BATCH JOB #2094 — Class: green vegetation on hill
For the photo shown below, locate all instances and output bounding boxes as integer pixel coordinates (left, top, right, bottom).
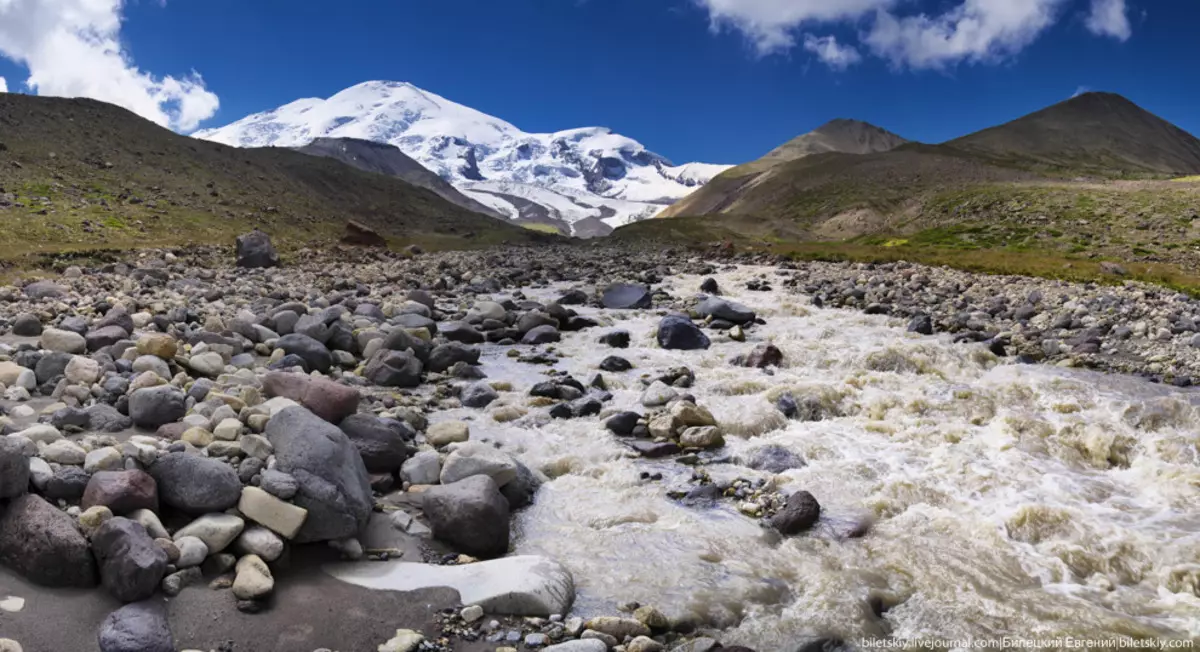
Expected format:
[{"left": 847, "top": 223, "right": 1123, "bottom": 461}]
[{"left": 0, "top": 94, "right": 547, "bottom": 258}]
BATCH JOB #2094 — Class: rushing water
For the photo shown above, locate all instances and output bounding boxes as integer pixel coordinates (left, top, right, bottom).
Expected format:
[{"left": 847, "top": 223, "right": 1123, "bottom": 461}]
[{"left": 417, "top": 266, "right": 1200, "bottom": 648}]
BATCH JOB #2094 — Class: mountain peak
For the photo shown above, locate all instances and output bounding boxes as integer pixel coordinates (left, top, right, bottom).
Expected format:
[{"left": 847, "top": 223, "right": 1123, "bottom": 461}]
[
  {"left": 758, "top": 119, "right": 908, "bottom": 166},
  {"left": 950, "top": 91, "right": 1200, "bottom": 175},
  {"left": 193, "top": 80, "right": 731, "bottom": 236}
]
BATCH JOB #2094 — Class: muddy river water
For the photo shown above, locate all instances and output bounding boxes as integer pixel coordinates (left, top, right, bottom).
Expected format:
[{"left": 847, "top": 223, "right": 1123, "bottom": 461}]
[{"left": 407, "top": 265, "right": 1200, "bottom": 648}]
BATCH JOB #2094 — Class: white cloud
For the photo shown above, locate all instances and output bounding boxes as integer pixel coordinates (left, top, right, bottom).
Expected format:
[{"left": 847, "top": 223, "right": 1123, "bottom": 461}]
[
  {"left": 0, "top": 0, "right": 218, "bottom": 132},
  {"left": 694, "top": 0, "right": 1129, "bottom": 69},
  {"left": 0, "top": 76, "right": 7, "bottom": 93},
  {"left": 864, "top": 0, "right": 1068, "bottom": 70},
  {"left": 1085, "top": 0, "right": 1131, "bottom": 40},
  {"left": 694, "top": 0, "right": 895, "bottom": 55},
  {"left": 803, "top": 34, "right": 863, "bottom": 71},
  {"left": 1072, "top": 85, "right": 1090, "bottom": 97}
]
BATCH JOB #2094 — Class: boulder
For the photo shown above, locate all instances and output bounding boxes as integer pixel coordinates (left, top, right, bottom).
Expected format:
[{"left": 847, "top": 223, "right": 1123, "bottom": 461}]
[
  {"left": 522, "top": 325, "right": 561, "bottom": 345},
  {"left": 441, "top": 322, "right": 485, "bottom": 344},
  {"left": 742, "top": 445, "right": 806, "bottom": 473},
  {"left": 149, "top": 453, "right": 241, "bottom": 515},
  {"left": 422, "top": 475, "right": 510, "bottom": 558},
  {"left": 426, "top": 421, "right": 469, "bottom": 447},
  {"left": 461, "top": 382, "right": 499, "bottom": 408},
  {"left": 97, "top": 600, "right": 174, "bottom": 652},
  {"left": 427, "top": 343, "right": 479, "bottom": 373},
  {"left": 0, "top": 437, "right": 28, "bottom": 499},
  {"left": 741, "top": 343, "right": 783, "bottom": 368},
  {"left": 770, "top": 490, "right": 821, "bottom": 534},
  {"left": 266, "top": 406, "right": 373, "bottom": 543},
  {"left": 604, "top": 411, "right": 641, "bottom": 436},
  {"left": 400, "top": 451, "right": 441, "bottom": 486},
  {"left": 128, "top": 386, "right": 186, "bottom": 429},
  {"left": 327, "top": 555, "right": 574, "bottom": 616},
  {"left": 440, "top": 441, "right": 518, "bottom": 486},
  {"left": 12, "top": 313, "right": 43, "bottom": 336},
  {"left": 364, "top": 349, "right": 423, "bottom": 388},
  {"left": 0, "top": 494, "right": 97, "bottom": 588},
  {"left": 696, "top": 297, "right": 755, "bottom": 324},
  {"left": 235, "top": 230, "right": 279, "bottom": 268},
  {"left": 91, "top": 518, "right": 168, "bottom": 603},
  {"left": 86, "top": 325, "right": 130, "bottom": 352},
  {"left": 340, "top": 414, "right": 414, "bottom": 473},
  {"left": 261, "top": 371, "right": 359, "bottom": 423},
  {"left": 601, "top": 283, "right": 651, "bottom": 310},
  {"left": 81, "top": 470, "right": 159, "bottom": 514},
  {"left": 276, "top": 333, "right": 332, "bottom": 373},
  {"left": 41, "top": 328, "right": 87, "bottom": 354},
  {"left": 342, "top": 219, "right": 387, "bottom": 247},
  {"left": 23, "top": 279, "right": 65, "bottom": 299},
  {"left": 907, "top": 314, "right": 934, "bottom": 336},
  {"left": 44, "top": 466, "right": 91, "bottom": 501},
  {"left": 657, "top": 315, "right": 710, "bottom": 350}
]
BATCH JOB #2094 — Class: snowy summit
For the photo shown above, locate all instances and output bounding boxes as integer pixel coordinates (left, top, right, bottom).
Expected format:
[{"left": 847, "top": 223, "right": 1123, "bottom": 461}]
[{"left": 193, "top": 81, "right": 731, "bottom": 236}]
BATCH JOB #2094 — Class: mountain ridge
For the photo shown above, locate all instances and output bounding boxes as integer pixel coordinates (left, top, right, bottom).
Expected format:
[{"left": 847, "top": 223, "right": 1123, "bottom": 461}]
[{"left": 194, "top": 81, "right": 732, "bottom": 236}]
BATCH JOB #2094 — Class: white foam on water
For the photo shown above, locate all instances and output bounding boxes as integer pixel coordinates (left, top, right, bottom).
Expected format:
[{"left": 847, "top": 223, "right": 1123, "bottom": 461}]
[{"left": 379, "top": 265, "right": 1200, "bottom": 647}]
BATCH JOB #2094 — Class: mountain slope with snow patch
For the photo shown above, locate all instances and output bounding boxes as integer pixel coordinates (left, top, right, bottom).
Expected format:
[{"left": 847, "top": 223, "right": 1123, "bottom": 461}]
[{"left": 193, "top": 81, "right": 731, "bottom": 236}]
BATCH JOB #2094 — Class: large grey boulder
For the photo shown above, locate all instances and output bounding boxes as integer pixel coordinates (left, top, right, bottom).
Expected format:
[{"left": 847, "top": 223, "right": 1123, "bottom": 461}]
[
  {"left": 695, "top": 297, "right": 756, "bottom": 324},
  {"left": 657, "top": 315, "right": 710, "bottom": 351},
  {"left": 261, "top": 371, "right": 359, "bottom": 423},
  {"left": 427, "top": 343, "right": 479, "bottom": 373},
  {"left": 602, "top": 283, "right": 651, "bottom": 310},
  {"left": 326, "top": 555, "right": 574, "bottom": 616},
  {"left": 98, "top": 600, "right": 174, "bottom": 652},
  {"left": 235, "top": 230, "right": 279, "bottom": 268},
  {"left": 0, "top": 494, "right": 97, "bottom": 588},
  {"left": 276, "top": 333, "right": 332, "bottom": 373},
  {"left": 0, "top": 437, "right": 29, "bottom": 499},
  {"left": 92, "top": 517, "right": 168, "bottom": 602},
  {"left": 363, "top": 349, "right": 423, "bottom": 387},
  {"left": 422, "top": 475, "right": 510, "bottom": 559},
  {"left": 266, "top": 406, "right": 372, "bottom": 543},
  {"left": 149, "top": 453, "right": 241, "bottom": 515},
  {"left": 128, "top": 386, "right": 186, "bottom": 429},
  {"left": 339, "top": 413, "right": 414, "bottom": 473}
]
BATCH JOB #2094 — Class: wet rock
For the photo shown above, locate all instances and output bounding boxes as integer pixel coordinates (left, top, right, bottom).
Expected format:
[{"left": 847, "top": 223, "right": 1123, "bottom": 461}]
[
  {"left": 97, "top": 600, "right": 174, "bottom": 652},
  {"left": 128, "top": 386, "right": 186, "bottom": 429},
  {"left": 235, "top": 230, "right": 279, "bottom": 268},
  {"left": 92, "top": 517, "right": 169, "bottom": 602},
  {"left": 461, "top": 382, "right": 499, "bottom": 408},
  {"left": 679, "top": 426, "right": 724, "bottom": 449},
  {"left": 740, "top": 343, "right": 783, "bottom": 368},
  {"left": 602, "top": 283, "right": 652, "bottom": 310},
  {"left": 640, "top": 381, "right": 678, "bottom": 407},
  {"left": 599, "top": 330, "right": 631, "bottom": 348},
  {"left": 605, "top": 411, "right": 641, "bottom": 436},
  {"left": 427, "top": 421, "right": 470, "bottom": 447},
  {"left": 599, "top": 356, "right": 632, "bottom": 372},
  {"left": 427, "top": 342, "right": 480, "bottom": 373},
  {"left": 700, "top": 278, "right": 719, "bottom": 294},
  {"left": 150, "top": 453, "right": 241, "bottom": 515},
  {"left": 328, "top": 555, "right": 574, "bottom": 616},
  {"left": 499, "top": 458, "right": 543, "bottom": 510},
  {"left": 339, "top": 413, "right": 414, "bottom": 473},
  {"left": 422, "top": 475, "right": 510, "bottom": 558},
  {"left": 266, "top": 406, "right": 373, "bottom": 543},
  {"left": 907, "top": 314, "right": 934, "bottom": 336},
  {"left": 82, "top": 470, "right": 159, "bottom": 515},
  {"left": 743, "top": 445, "right": 806, "bottom": 473},
  {"left": 522, "top": 325, "right": 561, "bottom": 345},
  {"left": 770, "top": 490, "right": 821, "bottom": 534},
  {"left": 442, "top": 322, "right": 485, "bottom": 344},
  {"left": 657, "top": 315, "right": 710, "bottom": 350},
  {"left": 696, "top": 297, "right": 755, "bottom": 324},
  {"left": 584, "top": 616, "right": 651, "bottom": 640},
  {"left": 0, "top": 494, "right": 97, "bottom": 588},
  {"left": 401, "top": 451, "right": 442, "bottom": 486},
  {"left": 12, "top": 313, "right": 42, "bottom": 336},
  {"left": 440, "top": 441, "right": 518, "bottom": 486},
  {"left": 626, "top": 440, "right": 680, "bottom": 458}
]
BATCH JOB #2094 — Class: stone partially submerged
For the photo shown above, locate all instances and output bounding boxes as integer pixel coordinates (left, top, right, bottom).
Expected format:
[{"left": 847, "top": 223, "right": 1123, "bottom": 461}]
[{"left": 325, "top": 555, "right": 574, "bottom": 616}]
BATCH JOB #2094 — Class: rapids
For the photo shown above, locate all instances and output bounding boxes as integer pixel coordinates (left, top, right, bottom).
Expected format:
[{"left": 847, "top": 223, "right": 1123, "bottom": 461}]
[{"left": 360, "top": 265, "right": 1200, "bottom": 648}]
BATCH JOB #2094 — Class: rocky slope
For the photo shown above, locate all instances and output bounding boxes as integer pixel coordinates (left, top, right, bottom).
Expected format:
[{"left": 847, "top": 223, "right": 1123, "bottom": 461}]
[{"left": 194, "top": 81, "right": 732, "bottom": 236}]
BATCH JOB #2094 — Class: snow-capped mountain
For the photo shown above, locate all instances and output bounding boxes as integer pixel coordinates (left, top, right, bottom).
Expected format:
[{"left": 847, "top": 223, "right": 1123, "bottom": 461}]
[{"left": 193, "top": 81, "right": 731, "bottom": 236}]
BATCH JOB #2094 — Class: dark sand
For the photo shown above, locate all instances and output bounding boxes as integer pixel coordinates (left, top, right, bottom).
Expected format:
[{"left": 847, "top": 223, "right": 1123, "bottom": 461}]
[{"left": 0, "top": 546, "right": 493, "bottom": 652}]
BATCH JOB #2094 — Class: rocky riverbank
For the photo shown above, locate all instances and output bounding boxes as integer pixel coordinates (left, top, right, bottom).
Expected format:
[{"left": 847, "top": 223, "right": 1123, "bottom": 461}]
[{"left": 1, "top": 239, "right": 1198, "bottom": 651}]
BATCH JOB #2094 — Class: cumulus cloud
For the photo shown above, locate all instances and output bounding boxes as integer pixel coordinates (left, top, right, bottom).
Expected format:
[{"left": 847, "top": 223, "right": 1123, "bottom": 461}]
[
  {"left": 1085, "top": 0, "right": 1131, "bottom": 40},
  {"left": 0, "top": 0, "right": 219, "bottom": 131},
  {"left": 864, "top": 0, "right": 1068, "bottom": 69},
  {"left": 803, "top": 34, "right": 863, "bottom": 71},
  {"left": 693, "top": 0, "right": 1130, "bottom": 69},
  {"left": 0, "top": 76, "right": 7, "bottom": 93},
  {"left": 695, "top": 0, "right": 895, "bottom": 55}
]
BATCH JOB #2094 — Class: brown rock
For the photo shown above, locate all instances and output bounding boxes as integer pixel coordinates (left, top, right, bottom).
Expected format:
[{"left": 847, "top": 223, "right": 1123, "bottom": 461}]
[
  {"left": 262, "top": 371, "right": 360, "bottom": 424},
  {"left": 82, "top": 470, "right": 159, "bottom": 514},
  {"left": 341, "top": 220, "right": 387, "bottom": 247}
]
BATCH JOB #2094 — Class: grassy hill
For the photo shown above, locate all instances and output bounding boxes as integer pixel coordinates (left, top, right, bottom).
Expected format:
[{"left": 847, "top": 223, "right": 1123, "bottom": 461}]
[
  {"left": 0, "top": 94, "right": 546, "bottom": 259},
  {"left": 643, "top": 93, "right": 1200, "bottom": 270}
]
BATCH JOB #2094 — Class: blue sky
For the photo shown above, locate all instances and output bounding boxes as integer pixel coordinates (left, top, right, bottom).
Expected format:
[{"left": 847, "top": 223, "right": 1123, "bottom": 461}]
[{"left": 0, "top": 0, "right": 1195, "bottom": 165}]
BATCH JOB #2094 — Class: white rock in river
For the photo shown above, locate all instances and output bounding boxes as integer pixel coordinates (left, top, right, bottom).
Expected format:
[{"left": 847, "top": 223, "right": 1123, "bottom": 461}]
[
  {"left": 41, "top": 328, "right": 86, "bottom": 354},
  {"left": 425, "top": 421, "right": 469, "bottom": 447},
  {"left": 439, "top": 441, "right": 518, "bottom": 487},
  {"left": 41, "top": 439, "right": 86, "bottom": 464},
  {"left": 83, "top": 447, "right": 123, "bottom": 473},
  {"left": 64, "top": 356, "right": 101, "bottom": 385},
  {"left": 16, "top": 424, "right": 62, "bottom": 444},
  {"left": 325, "top": 555, "right": 574, "bottom": 616},
  {"left": 640, "top": 381, "right": 678, "bottom": 407}
]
